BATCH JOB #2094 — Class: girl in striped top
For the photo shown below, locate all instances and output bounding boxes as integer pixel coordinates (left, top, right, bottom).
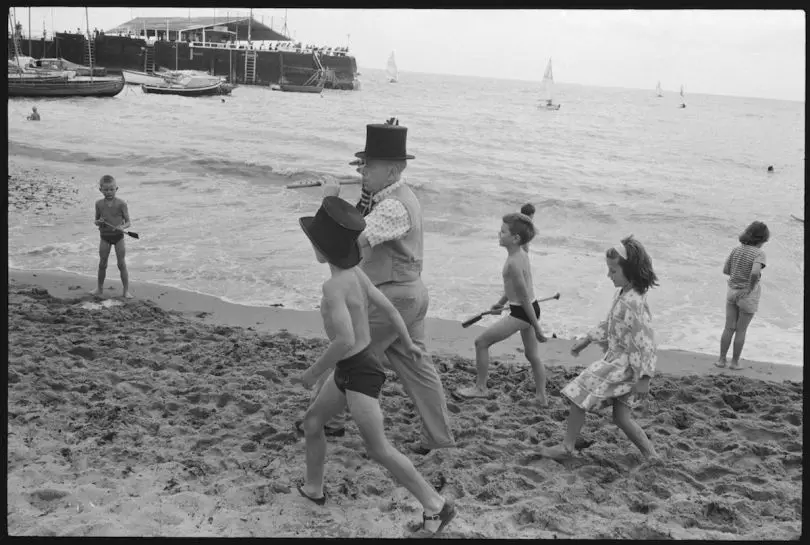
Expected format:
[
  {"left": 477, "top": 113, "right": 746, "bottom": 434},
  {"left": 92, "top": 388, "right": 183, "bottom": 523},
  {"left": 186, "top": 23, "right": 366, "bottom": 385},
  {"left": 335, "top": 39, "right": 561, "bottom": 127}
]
[{"left": 715, "top": 221, "right": 770, "bottom": 370}]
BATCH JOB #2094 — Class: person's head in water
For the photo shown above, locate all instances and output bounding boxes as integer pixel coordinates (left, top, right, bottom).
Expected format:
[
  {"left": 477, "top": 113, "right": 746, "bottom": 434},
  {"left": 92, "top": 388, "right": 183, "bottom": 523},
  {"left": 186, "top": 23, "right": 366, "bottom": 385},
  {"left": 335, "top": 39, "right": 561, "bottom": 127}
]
[{"left": 767, "top": 165, "right": 774, "bottom": 172}]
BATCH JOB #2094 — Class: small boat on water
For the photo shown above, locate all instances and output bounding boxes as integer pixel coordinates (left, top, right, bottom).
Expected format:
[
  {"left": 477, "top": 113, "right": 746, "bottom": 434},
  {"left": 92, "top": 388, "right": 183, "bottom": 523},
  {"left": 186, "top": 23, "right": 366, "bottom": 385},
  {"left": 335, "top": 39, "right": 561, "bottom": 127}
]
[
  {"left": 122, "top": 69, "right": 166, "bottom": 86},
  {"left": 656, "top": 80, "right": 664, "bottom": 97},
  {"left": 386, "top": 51, "right": 398, "bottom": 83},
  {"left": 539, "top": 58, "right": 561, "bottom": 110},
  {"left": 280, "top": 83, "right": 323, "bottom": 94},
  {"left": 679, "top": 85, "right": 687, "bottom": 108},
  {"left": 8, "top": 76, "right": 125, "bottom": 98},
  {"left": 141, "top": 80, "right": 231, "bottom": 97}
]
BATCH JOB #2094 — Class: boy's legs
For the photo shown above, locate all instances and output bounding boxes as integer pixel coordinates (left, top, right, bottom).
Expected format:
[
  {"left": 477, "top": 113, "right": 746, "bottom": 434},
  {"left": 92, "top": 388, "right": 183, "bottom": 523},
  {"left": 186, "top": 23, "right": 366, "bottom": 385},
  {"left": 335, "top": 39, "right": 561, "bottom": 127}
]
[
  {"left": 730, "top": 311, "right": 755, "bottom": 368},
  {"left": 520, "top": 327, "right": 548, "bottom": 406},
  {"left": 612, "top": 398, "right": 657, "bottom": 458},
  {"left": 457, "top": 315, "right": 524, "bottom": 398},
  {"left": 309, "top": 369, "right": 347, "bottom": 435},
  {"left": 301, "top": 371, "right": 348, "bottom": 499},
  {"left": 91, "top": 239, "right": 112, "bottom": 295},
  {"left": 346, "top": 389, "right": 445, "bottom": 516},
  {"left": 113, "top": 238, "right": 133, "bottom": 298},
  {"left": 716, "top": 300, "right": 738, "bottom": 367}
]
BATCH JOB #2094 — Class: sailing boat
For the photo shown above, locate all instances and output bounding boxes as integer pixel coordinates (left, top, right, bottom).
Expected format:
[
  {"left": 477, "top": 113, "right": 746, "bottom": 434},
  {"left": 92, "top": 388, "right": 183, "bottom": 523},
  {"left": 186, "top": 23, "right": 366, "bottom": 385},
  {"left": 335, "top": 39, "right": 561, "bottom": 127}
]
[
  {"left": 656, "top": 81, "right": 663, "bottom": 97},
  {"left": 679, "top": 84, "right": 686, "bottom": 108},
  {"left": 539, "top": 58, "right": 560, "bottom": 110},
  {"left": 386, "top": 51, "right": 398, "bottom": 83}
]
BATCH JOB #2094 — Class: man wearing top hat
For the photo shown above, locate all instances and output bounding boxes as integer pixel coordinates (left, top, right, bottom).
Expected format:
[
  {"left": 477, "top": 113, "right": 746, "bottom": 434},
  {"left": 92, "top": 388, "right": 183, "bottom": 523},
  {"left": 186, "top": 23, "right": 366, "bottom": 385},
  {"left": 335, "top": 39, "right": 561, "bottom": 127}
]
[{"left": 317, "top": 119, "right": 456, "bottom": 455}]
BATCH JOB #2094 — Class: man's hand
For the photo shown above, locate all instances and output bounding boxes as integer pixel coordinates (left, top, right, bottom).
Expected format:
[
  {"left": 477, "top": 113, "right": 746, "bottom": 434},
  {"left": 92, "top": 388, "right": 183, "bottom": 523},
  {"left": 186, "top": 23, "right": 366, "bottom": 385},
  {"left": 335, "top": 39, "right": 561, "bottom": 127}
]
[
  {"left": 405, "top": 341, "right": 422, "bottom": 360},
  {"left": 321, "top": 176, "right": 341, "bottom": 198}
]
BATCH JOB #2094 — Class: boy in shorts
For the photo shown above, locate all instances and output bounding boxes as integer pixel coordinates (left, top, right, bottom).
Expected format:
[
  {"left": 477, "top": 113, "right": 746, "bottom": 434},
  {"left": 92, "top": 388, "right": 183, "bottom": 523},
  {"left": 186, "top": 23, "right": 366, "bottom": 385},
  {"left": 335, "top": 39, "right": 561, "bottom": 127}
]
[
  {"left": 457, "top": 212, "right": 548, "bottom": 405},
  {"left": 91, "top": 175, "right": 133, "bottom": 298},
  {"left": 292, "top": 196, "right": 455, "bottom": 535}
]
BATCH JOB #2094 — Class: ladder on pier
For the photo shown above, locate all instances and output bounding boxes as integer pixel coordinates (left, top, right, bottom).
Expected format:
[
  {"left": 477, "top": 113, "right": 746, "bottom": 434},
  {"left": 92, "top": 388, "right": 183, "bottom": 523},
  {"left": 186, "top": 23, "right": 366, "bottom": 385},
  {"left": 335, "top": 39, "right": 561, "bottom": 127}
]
[
  {"left": 244, "top": 50, "right": 257, "bottom": 84},
  {"left": 83, "top": 37, "right": 95, "bottom": 67},
  {"left": 144, "top": 43, "right": 156, "bottom": 74}
]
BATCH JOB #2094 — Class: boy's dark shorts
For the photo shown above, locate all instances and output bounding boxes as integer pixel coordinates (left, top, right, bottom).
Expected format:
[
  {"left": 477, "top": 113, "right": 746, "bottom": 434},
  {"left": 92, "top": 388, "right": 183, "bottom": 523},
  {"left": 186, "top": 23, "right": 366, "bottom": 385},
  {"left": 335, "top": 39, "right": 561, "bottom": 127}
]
[
  {"left": 509, "top": 300, "right": 540, "bottom": 324},
  {"left": 334, "top": 345, "right": 386, "bottom": 399},
  {"left": 101, "top": 232, "right": 125, "bottom": 245}
]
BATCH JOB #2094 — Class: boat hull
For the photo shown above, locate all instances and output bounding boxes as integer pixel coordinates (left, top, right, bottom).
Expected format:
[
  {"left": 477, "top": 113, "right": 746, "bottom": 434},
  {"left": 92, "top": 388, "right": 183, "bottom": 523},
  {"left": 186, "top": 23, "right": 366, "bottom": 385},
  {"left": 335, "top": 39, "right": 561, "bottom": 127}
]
[
  {"left": 280, "top": 84, "right": 323, "bottom": 94},
  {"left": 141, "top": 82, "right": 228, "bottom": 96},
  {"left": 8, "top": 76, "right": 125, "bottom": 97},
  {"left": 122, "top": 69, "right": 166, "bottom": 86}
]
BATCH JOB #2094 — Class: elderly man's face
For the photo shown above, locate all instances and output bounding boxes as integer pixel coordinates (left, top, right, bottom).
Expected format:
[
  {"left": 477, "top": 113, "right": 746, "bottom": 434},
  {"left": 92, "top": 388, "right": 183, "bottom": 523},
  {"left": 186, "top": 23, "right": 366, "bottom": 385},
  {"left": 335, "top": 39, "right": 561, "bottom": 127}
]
[{"left": 358, "top": 159, "right": 395, "bottom": 193}]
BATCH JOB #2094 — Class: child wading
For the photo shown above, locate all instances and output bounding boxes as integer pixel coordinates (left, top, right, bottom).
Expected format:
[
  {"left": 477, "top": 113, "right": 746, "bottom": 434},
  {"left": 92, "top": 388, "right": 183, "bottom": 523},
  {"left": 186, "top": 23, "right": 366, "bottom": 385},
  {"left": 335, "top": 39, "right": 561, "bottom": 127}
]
[
  {"left": 542, "top": 236, "right": 659, "bottom": 460},
  {"left": 292, "top": 196, "right": 455, "bottom": 535},
  {"left": 91, "top": 175, "right": 133, "bottom": 298},
  {"left": 715, "top": 221, "right": 770, "bottom": 370},
  {"left": 456, "top": 212, "right": 548, "bottom": 405}
]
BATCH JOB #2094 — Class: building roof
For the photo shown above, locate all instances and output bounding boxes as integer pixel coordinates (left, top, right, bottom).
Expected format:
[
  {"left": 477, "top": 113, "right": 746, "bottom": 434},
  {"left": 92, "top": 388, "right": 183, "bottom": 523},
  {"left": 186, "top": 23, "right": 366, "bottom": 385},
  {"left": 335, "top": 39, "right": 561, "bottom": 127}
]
[{"left": 106, "top": 17, "right": 290, "bottom": 41}]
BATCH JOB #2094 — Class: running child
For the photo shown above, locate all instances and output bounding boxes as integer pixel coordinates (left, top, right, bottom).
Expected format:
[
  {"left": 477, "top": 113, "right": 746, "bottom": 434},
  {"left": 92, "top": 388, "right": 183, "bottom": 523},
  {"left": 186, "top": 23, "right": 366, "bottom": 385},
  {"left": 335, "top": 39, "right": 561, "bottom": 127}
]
[
  {"left": 456, "top": 212, "right": 548, "bottom": 405},
  {"left": 292, "top": 196, "right": 455, "bottom": 535},
  {"left": 715, "top": 221, "right": 770, "bottom": 370},
  {"left": 91, "top": 175, "right": 133, "bottom": 298},
  {"left": 541, "top": 236, "right": 659, "bottom": 460}
]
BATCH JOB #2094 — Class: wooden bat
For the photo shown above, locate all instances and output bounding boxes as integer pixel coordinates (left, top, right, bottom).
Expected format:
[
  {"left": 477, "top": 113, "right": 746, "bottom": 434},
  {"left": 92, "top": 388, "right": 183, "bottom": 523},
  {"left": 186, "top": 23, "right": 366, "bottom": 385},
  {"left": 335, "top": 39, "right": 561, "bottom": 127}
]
[
  {"left": 286, "top": 179, "right": 362, "bottom": 189},
  {"left": 461, "top": 292, "right": 561, "bottom": 328},
  {"left": 101, "top": 220, "right": 139, "bottom": 239}
]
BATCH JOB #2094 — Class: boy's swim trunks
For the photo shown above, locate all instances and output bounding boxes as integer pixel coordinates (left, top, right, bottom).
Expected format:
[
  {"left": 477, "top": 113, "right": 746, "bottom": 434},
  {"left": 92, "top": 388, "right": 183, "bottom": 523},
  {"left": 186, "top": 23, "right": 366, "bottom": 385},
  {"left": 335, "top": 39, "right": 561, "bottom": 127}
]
[
  {"left": 509, "top": 300, "right": 540, "bottom": 324},
  {"left": 101, "top": 232, "right": 125, "bottom": 245},
  {"left": 334, "top": 344, "right": 387, "bottom": 399}
]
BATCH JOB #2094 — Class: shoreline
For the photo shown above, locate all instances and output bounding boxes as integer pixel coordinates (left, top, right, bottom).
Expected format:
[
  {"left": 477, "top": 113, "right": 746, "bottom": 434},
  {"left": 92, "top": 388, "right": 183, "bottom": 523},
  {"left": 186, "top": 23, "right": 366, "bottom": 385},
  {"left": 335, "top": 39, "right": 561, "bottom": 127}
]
[{"left": 8, "top": 267, "right": 803, "bottom": 383}]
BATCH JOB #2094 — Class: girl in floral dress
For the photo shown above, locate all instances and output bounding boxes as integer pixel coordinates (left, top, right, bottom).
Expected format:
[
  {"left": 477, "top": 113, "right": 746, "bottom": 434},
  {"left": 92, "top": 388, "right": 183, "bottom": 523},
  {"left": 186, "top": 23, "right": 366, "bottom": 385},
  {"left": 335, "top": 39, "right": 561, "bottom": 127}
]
[{"left": 543, "top": 236, "right": 659, "bottom": 460}]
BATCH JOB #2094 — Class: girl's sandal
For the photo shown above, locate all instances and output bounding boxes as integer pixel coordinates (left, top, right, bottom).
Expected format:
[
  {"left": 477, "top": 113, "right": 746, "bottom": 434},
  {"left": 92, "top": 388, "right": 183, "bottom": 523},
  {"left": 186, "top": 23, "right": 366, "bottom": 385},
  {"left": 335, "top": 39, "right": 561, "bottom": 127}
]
[{"left": 421, "top": 498, "right": 456, "bottom": 535}]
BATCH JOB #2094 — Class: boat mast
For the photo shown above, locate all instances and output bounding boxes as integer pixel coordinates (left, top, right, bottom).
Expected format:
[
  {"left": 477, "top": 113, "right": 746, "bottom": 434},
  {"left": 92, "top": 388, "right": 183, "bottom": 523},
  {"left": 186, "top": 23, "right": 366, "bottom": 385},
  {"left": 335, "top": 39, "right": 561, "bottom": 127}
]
[
  {"left": 85, "top": 7, "right": 93, "bottom": 82},
  {"left": 8, "top": 9, "right": 23, "bottom": 77},
  {"left": 28, "top": 6, "right": 31, "bottom": 56},
  {"left": 248, "top": 8, "right": 252, "bottom": 43}
]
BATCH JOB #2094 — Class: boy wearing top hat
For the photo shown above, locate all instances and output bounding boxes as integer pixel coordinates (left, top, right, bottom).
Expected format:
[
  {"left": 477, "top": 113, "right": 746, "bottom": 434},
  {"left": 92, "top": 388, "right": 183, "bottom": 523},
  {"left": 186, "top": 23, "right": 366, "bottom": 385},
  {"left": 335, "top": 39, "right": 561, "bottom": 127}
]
[
  {"left": 293, "top": 196, "right": 455, "bottom": 535},
  {"left": 317, "top": 119, "right": 456, "bottom": 456}
]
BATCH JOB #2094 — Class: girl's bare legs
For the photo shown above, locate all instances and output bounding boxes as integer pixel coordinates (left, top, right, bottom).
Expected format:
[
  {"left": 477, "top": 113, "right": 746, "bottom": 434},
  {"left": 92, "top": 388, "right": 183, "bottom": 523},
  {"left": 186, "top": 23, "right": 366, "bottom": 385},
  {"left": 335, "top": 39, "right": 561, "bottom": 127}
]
[
  {"left": 730, "top": 311, "right": 755, "bottom": 369},
  {"left": 717, "top": 301, "right": 738, "bottom": 367},
  {"left": 612, "top": 399, "right": 657, "bottom": 458},
  {"left": 543, "top": 403, "right": 587, "bottom": 459},
  {"left": 300, "top": 372, "right": 348, "bottom": 498},
  {"left": 346, "top": 390, "right": 445, "bottom": 515}
]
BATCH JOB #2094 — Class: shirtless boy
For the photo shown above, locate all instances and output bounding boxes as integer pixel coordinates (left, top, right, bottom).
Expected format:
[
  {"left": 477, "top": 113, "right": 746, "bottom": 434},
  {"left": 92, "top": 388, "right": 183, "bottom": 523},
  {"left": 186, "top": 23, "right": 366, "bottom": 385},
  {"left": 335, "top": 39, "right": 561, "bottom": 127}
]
[
  {"left": 457, "top": 212, "right": 548, "bottom": 405},
  {"left": 91, "top": 175, "right": 133, "bottom": 298},
  {"left": 293, "top": 196, "right": 455, "bottom": 535}
]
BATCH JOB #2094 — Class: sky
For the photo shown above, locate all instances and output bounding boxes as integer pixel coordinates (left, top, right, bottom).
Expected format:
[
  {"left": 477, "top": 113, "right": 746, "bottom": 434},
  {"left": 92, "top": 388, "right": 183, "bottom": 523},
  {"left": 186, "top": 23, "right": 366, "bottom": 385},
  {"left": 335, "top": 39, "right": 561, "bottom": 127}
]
[{"left": 8, "top": 8, "right": 806, "bottom": 101}]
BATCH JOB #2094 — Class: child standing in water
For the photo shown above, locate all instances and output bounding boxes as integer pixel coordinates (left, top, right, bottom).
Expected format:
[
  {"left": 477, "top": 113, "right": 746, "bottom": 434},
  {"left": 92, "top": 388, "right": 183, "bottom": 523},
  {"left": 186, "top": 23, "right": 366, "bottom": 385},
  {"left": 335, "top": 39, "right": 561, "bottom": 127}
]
[
  {"left": 542, "top": 236, "right": 659, "bottom": 460},
  {"left": 715, "top": 221, "right": 770, "bottom": 370},
  {"left": 456, "top": 212, "right": 548, "bottom": 405},
  {"left": 293, "top": 196, "right": 455, "bottom": 535},
  {"left": 91, "top": 175, "right": 133, "bottom": 298}
]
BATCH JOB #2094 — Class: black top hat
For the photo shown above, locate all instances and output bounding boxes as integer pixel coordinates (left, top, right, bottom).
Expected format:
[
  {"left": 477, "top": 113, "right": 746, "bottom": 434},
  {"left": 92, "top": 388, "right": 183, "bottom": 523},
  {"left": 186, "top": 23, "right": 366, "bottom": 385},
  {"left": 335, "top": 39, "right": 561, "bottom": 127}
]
[
  {"left": 352, "top": 122, "right": 416, "bottom": 164},
  {"left": 299, "top": 196, "right": 366, "bottom": 269}
]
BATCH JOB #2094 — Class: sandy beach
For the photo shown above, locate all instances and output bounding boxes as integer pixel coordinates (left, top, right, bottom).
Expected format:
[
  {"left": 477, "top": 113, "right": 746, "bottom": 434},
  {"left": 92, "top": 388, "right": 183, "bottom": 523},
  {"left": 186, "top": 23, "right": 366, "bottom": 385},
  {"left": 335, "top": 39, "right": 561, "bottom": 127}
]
[{"left": 7, "top": 268, "right": 803, "bottom": 538}]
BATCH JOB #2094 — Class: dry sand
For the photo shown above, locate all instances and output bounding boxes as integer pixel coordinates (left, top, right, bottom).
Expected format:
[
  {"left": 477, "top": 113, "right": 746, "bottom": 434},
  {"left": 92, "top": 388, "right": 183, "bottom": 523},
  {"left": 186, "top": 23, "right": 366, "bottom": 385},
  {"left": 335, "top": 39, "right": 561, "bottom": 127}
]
[{"left": 7, "top": 268, "right": 803, "bottom": 538}]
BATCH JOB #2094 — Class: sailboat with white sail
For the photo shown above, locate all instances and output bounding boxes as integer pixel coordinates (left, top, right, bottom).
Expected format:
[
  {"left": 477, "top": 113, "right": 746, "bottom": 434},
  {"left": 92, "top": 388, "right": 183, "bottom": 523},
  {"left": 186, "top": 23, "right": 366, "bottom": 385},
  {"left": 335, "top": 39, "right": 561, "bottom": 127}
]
[
  {"left": 656, "top": 81, "right": 663, "bottom": 97},
  {"left": 539, "top": 58, "right": 561, "bottom": 110},
  {"left": 386, "top": 51, "right": 398, "bottom": 83},
  {"left": 679, "top": 84, "right": 686, "bottom": 108}
]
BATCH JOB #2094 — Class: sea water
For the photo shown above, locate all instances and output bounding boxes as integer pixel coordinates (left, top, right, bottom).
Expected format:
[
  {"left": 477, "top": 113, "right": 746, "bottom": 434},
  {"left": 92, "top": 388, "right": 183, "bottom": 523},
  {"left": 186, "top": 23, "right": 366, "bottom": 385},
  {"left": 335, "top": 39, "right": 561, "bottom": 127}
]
[{"left": 8, "top": 68, "right": 805, "bottom": 366}]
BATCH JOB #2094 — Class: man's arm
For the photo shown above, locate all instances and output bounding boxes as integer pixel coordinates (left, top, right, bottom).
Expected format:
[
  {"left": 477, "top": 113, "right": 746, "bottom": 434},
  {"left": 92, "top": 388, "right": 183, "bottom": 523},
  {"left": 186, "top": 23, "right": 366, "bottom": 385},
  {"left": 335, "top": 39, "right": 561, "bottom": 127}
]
[
  {"left": 305, "top": 285, "right": 356, "bottom": 379},
  {"left": 357, "top": 199, "right": 410, "bottom": 248}
]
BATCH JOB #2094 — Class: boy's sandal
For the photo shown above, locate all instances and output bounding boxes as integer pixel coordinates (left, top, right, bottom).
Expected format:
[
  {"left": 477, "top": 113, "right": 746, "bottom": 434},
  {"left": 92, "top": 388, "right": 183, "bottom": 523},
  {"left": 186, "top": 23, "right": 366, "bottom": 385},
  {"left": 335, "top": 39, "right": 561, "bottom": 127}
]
[{"left": 421, "top": 498, "right": 456, "bottom": 535}]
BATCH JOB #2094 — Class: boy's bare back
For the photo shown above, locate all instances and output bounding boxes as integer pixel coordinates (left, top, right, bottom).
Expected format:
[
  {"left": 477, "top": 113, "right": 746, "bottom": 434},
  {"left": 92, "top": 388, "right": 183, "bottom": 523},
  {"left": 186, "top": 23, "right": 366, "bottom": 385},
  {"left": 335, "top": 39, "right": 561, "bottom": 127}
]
[
  {"left": 320, "top": 268, "right": 373, "bottom": 357},
  {"left": 502, "top": 251, "right": 535, "bottom": 303}
]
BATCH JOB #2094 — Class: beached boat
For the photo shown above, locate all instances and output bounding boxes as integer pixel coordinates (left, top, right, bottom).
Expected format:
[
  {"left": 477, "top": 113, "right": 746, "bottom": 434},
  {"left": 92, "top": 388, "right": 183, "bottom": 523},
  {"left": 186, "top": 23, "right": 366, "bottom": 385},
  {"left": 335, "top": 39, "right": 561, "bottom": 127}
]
[
  {"left": 8, "top": 76, "right": 125, "bottom": 97},
  {"left": 386, "top": 51, "right": 398, "bottom": 83},
  {"left": 656, "top": 81, "right": 664, "bottom": 97},
  {"left": 141, "top": 81, "right": 229, "bottom": 96},
  {"left": 539, "top": 58, "right": 561, "bottom": 110}
]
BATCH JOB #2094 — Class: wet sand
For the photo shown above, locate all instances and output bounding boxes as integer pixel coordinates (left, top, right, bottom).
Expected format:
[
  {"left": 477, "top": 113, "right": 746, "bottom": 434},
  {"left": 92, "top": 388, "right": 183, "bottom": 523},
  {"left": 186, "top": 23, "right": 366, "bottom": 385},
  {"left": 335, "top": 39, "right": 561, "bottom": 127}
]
[{"left": 7, "top": 269, "right": 803, "bottom": 538}]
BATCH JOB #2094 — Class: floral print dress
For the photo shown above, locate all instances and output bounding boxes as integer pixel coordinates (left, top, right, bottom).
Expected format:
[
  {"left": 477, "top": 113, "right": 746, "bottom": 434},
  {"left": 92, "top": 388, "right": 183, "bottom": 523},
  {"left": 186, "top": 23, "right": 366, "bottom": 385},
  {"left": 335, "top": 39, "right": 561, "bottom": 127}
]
[{"left": 561, "top": 288, "right": 657, "bottom": 413}]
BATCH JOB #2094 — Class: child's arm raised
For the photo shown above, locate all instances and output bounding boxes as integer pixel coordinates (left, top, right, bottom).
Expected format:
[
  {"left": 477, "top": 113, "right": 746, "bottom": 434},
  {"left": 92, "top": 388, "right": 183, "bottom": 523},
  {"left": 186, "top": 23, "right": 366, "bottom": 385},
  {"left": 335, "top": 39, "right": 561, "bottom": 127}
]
[
  {"left": 296, "top": 284, "right": 356, "bottom": 387},
  {"left": 359, "top": 269, "right": 421, "bottom": 358},
  {"left": 506, "top": 260, "right": 546, "bottom": 343}
]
